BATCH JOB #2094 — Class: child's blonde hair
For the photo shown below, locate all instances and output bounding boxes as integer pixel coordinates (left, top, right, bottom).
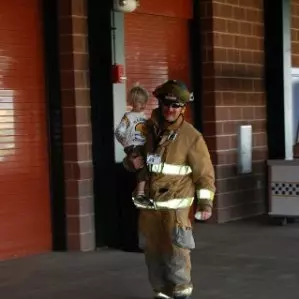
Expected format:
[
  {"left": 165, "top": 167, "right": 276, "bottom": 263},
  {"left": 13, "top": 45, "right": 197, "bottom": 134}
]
[{"left": 128, "top": 85, "right": 149, "bottom": 106}]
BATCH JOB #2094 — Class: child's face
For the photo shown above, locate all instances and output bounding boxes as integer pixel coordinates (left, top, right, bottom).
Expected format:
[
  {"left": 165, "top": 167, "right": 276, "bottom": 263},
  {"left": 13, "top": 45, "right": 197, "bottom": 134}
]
[{"left": 132, "top": 98, "right": 146, "bottom": 112}]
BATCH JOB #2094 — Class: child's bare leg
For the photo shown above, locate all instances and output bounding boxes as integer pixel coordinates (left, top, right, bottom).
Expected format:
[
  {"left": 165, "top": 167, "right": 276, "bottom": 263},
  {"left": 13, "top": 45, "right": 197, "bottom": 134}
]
[
  {"left": 136, "top": 180, "right": 146, "bottom": 196},
  {"left": 135, "top": 180, "right": 154, "bottom": 208}
]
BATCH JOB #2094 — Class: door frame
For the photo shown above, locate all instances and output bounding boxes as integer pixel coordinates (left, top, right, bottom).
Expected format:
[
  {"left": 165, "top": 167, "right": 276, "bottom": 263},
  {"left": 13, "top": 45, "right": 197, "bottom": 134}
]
[{"left": 42, "top": 0, "right": 66, "bottom": 251}]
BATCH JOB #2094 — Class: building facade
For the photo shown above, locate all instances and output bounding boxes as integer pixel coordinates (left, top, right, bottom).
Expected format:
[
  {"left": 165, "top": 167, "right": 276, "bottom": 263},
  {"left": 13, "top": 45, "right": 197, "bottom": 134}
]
[{"left": 0, "top": 0, "right": 297, "bottom": 260}]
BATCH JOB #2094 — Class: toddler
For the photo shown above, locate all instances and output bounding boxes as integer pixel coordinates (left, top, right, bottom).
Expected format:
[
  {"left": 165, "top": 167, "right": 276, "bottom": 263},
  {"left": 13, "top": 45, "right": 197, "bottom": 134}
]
[{"left": 115, "top": 85, "right": 149, "bottom": 202}]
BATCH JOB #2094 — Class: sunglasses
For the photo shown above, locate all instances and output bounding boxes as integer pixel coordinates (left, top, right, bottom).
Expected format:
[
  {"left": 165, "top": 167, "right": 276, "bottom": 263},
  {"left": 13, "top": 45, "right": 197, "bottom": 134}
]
[{"left": 162, "top": 100, "right": 185, "bottom": 109}]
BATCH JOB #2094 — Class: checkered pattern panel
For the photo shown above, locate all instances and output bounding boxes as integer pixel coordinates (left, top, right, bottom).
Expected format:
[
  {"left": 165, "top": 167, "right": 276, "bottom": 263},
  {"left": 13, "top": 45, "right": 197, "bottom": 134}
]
[{"left": 271, "top": 182, "right": 299, "bottom": 197}]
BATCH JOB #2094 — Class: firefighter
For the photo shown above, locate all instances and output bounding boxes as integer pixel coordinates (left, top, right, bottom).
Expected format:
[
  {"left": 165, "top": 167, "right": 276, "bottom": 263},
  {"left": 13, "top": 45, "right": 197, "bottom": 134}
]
[{"left": 127, "top": 80, "right": 216, "bottom": 299}]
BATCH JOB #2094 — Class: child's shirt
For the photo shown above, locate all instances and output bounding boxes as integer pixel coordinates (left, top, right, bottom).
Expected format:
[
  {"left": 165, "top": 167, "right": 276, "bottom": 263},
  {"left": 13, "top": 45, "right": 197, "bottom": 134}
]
[{"left": 115, "top": 111, "right": 148, "bottom": 148}]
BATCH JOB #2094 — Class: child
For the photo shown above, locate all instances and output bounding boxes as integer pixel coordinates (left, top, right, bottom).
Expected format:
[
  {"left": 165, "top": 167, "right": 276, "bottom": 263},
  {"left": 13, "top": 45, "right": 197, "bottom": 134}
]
[{"left": 115, "top": 85, "right": 149, "bottom": 202}]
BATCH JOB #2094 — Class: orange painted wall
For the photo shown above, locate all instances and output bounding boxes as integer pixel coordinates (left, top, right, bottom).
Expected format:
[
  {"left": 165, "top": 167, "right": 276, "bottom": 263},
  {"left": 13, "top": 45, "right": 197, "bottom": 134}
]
[
  {"left": 134, "top": 0, "right": 192, "bottom": 19},
  {"left": 0, "top": 0, "right": 51, "bottom": 260},
  {"left": 125, "top": 0, "right": 193, "bottom": 121}
]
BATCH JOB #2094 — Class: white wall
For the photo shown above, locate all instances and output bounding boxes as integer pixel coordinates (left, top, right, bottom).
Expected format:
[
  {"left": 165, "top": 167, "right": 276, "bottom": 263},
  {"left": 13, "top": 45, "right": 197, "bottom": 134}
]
[
  {"left": 111, "top": 12, "right": 127, "bottom": 163},
  {"left": 292, "top": 68, "right": 299, "bottom": 145}
]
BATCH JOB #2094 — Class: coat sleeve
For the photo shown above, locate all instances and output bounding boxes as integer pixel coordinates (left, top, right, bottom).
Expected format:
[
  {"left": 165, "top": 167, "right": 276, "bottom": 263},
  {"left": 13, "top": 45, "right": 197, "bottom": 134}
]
[
  {"left": 114, "top": 114, "right": 129, "bottom": 147},
  {"left": 187, "top": 134, "right": 216, "bottom": 207}
]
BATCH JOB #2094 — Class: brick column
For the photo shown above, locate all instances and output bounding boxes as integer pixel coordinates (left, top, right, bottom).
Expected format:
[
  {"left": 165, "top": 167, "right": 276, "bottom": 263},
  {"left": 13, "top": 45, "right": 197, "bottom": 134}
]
[
  {"left": 199, "top": 0, "right": 267, "bottom": 222},
  {"left": 292, "top": 0, "right": 299, "bottom": 66},
  {"left": 58, "top": 0, "right": 95, "bottom": 250}
]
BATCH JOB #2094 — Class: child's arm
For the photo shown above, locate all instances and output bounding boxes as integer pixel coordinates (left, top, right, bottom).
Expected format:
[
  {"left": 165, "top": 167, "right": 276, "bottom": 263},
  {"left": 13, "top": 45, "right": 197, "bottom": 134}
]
[{"left": 115, "top": 114, "right": 129, "bottom": 147}]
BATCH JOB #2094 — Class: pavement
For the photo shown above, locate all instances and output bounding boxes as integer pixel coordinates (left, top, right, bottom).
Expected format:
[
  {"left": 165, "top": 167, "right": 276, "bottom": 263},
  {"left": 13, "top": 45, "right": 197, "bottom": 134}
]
[{"left": 1, "top": 217, "right": 299, "bottom": 299}]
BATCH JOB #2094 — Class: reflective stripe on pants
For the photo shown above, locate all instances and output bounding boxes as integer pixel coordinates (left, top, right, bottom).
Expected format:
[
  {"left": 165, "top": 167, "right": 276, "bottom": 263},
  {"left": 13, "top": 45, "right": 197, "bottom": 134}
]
[{"left": 132, "top": 197, "right": 194, "bottom": 210}]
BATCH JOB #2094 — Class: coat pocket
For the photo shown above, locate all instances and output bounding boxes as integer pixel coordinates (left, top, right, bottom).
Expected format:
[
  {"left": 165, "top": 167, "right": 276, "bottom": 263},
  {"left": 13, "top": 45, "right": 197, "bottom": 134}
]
[
  {"left": 172, "top": 226, "right": 195, "bottom": 249},
  {"left": 171, "top": 209, "right": 195, "bottom": 250}
]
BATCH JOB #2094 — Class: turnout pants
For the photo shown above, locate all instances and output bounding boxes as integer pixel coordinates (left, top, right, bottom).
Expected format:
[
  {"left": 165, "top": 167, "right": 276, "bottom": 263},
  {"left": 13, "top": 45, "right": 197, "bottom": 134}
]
[{"left": 139, "top": 208, "right": 195, "bottom": 298}]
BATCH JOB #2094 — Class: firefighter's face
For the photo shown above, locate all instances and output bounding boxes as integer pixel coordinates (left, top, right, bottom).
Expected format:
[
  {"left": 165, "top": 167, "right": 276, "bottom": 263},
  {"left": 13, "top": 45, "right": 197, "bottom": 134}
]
[{"left": 161, "top": 100, "right": 185, "bottom": 122}]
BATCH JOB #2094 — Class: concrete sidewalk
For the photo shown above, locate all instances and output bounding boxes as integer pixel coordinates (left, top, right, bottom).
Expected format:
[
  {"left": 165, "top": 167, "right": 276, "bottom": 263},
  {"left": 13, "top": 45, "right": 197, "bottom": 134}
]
[{"left": 1, "top": 217, "right": 299, "bottom": 299}]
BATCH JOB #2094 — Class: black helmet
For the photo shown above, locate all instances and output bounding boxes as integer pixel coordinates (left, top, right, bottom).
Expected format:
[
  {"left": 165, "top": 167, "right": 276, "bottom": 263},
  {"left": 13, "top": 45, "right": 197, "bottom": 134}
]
[{"left": 153, "top": 80, "right": 193, "bottom": 104}]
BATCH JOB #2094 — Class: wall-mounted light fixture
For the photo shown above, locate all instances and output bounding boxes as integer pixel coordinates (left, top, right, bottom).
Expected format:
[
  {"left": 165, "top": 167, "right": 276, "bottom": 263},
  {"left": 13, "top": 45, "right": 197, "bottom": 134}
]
[{"left": 113, "top": 0, "right": 140, "bottom": 13}]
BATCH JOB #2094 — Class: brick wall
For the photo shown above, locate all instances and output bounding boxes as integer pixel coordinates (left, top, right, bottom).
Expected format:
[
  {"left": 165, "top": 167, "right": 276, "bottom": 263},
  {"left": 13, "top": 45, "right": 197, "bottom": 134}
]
[
  {"left": 292, "top": 0, "right": 299, "bottom": 67},
  {"left": 200, "top": 0, "right": 267, "bottom": 222},
  {"left": 58, "top": 0, "right": 95, "bottom": 250}
]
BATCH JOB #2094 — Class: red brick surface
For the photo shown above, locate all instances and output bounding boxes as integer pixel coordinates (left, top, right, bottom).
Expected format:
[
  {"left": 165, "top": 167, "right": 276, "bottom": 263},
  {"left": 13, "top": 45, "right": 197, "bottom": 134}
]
[
  {"left": 292, "top": 0, "right": 299, "bottom": 66},
  {"left": 58, "top": 0, "right": 95, "bottom": 250},
  {"left": 200, "top": 0, "right": 266, "bottom": 222}
]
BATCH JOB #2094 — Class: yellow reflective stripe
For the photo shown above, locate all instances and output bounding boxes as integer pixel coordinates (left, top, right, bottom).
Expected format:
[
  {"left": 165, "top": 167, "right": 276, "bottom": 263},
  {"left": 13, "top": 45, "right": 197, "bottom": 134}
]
[
  {"left": 149, "top": 163, "right": 192, "bottom": 175},
  {"left": 197, "top": 189, "right": 214, "bottom": 200},
  {"left": 155, "top": 197, "right": 194, "bottom": 209},
  {"left": 132, "top": 197, "right": 194, "bottom": 210}
]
